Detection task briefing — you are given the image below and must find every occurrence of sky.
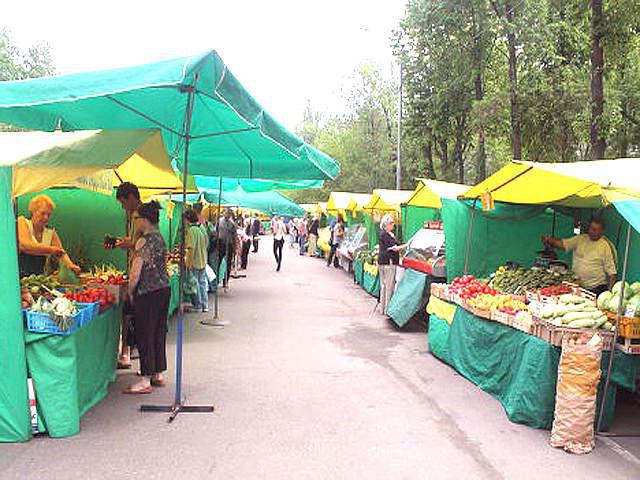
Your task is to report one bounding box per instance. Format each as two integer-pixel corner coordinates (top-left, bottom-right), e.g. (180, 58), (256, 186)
(3, 0), (406, 131)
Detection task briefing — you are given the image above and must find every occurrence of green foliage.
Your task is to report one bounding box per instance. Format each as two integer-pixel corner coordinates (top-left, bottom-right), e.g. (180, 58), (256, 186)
(0, 29), (55, 132)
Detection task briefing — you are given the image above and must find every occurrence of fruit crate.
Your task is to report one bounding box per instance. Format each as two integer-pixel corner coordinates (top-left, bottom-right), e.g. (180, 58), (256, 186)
(24, 309), (81, 335)
(468, 306), (491, 319)
(616, 337), (640, 355)
(430, 283), (447, 299)
(511, 314), (537, 334)
(76, 302), (100, 326)
(491, 310), (513, 327)
(538, 320), (613, 350)
(618, 317), (640, 339)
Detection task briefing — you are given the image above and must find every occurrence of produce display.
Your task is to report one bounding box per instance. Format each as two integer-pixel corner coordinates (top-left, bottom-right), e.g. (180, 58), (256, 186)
(539, 295), (612, 331)
(447, 275), (498, 299)
(89, 265), (127, 285)
(597, 281), (640, 317)
(20, 274), (61, 295)
(65, 287), (115, 309)
(29, 296), (79, 331)
(489, 266), (574, 295)
(467, 293), (528, 314)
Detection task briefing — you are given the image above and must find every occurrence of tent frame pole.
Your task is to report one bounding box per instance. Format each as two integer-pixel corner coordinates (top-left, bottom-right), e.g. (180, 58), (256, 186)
(596, 223), (632, 435)
(140, 77), (215, 420)
(463, 200), (478, 274)
(201, 177), (227, 326)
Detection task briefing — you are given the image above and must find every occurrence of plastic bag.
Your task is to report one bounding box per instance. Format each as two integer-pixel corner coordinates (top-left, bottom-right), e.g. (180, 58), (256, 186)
(58, 262), (80, 286)
(205, 264), (216, 283)
(550, 333), (603, 454)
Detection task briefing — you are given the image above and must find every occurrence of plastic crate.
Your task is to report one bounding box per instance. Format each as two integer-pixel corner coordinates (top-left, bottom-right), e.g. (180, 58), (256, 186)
(618, 317), (640, 339)
(25, 309), (81, 335)
(77, 302), (100, 326)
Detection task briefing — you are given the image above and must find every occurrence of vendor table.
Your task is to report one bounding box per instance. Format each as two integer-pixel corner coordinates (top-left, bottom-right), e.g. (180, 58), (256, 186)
(353, 257), (379, 297)
(427, 297), (640, 431)
(386, 269), (428, 327)
(24, 307), (121, 438)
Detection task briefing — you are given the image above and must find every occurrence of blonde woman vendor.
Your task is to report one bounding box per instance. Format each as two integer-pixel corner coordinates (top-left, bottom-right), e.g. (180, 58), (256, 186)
(377, 214), (406, 313)
(17, 194), (82, 276)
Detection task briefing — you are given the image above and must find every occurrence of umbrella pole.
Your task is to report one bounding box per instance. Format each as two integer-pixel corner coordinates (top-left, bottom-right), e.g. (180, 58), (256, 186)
(596, 223), (631, 435)
(201, 177), (228, 326)
(141, 79), (214, 420)
(168, 193), (172, 248)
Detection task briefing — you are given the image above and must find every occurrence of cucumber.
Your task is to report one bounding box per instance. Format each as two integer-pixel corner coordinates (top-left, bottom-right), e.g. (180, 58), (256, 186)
(567, 318), (596, 328)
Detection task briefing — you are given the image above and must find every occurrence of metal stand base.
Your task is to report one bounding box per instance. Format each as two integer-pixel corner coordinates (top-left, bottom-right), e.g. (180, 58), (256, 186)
(200, 319), (229, 327)
(140, 402), (214, 423)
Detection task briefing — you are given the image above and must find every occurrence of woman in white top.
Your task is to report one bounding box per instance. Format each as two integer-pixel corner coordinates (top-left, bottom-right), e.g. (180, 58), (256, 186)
(272, 216), (286, 271)
(17, 194), (82, 276)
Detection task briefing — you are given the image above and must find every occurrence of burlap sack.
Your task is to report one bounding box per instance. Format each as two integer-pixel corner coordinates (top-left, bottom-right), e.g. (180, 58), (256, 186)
(550, 333), (603, 454)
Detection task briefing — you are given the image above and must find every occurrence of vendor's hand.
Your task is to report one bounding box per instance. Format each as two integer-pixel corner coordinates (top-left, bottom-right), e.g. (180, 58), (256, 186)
(70, 264), (82, 274)
(541, 235), (551, 245)
(50, 246), (66, 257)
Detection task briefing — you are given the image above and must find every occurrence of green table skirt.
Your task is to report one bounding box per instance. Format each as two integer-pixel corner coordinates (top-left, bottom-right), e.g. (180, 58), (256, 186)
(168, 274), (180, 317)
(24, 307), (121, 438)
(386, 269), (427, 327)
(353, 258), (379, 297)
(428, 305), (640, 431)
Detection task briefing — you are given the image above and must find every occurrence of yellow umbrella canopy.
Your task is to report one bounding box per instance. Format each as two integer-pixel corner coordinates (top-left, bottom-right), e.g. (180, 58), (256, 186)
(0, 129), (183, 198)
(364, 189), (413, 213)
(406, 179), (469, 209)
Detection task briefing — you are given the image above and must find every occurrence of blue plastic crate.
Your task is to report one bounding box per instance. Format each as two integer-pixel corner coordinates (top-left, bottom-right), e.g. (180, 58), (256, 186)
(77, 302), (100, 326)
(24, 309), (81, 335)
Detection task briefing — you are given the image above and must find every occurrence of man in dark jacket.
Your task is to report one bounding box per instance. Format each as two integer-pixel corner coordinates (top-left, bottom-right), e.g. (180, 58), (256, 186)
(251, 216), (261, 252)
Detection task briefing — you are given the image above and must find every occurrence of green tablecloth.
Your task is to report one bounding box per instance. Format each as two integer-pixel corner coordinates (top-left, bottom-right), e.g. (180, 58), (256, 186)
(428, 305), (640, 431)
(386, 269), (427, 327)
(169, 273), (180, 317)
(353, 258), (380, 297)
(24, 307), (120, 438)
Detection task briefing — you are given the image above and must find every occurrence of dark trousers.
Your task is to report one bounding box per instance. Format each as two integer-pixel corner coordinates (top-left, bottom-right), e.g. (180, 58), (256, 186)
(217, 239), (234, 286)
(273, 238), (284, 270)
(134, 287), (171, 376)
(252, 235), (259, 252)
(241, 240), (251, 269)
(591, 284), (609, 296)
(327, 244), (340, 267)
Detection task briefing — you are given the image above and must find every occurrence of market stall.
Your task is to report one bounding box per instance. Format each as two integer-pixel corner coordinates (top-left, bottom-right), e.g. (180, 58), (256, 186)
(0, 50), (341, 439)
(0, 129), (182, 442)
(425, 159), (640, 433)
(386, 180), (468, 327)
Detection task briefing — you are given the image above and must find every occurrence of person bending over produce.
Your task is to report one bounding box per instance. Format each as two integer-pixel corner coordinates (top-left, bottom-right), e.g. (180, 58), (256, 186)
(17, 194), (81, 276)
(542, 218), (617, 295)
(125, 201), (170, 394)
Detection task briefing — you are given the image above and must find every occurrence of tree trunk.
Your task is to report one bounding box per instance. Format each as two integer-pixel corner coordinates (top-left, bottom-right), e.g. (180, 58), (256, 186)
(505, 1), (521, 160)
(438, 138), (449, 173)
(590, 0), (606, 159)
(423, 127), (436, 179)
(475, 73), (487, 180)
(454, 115), (467, 184)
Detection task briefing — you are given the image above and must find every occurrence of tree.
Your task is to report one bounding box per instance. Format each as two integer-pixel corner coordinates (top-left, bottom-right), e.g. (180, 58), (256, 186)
(590, 0), (606, 158)
(0, 29), (55, 131)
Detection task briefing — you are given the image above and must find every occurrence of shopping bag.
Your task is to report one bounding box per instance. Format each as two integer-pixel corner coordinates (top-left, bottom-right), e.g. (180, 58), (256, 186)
(205, 264), (216, 283)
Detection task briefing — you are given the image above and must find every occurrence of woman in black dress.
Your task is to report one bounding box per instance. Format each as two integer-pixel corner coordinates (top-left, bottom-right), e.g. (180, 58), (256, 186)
(124, 201), (171, 394)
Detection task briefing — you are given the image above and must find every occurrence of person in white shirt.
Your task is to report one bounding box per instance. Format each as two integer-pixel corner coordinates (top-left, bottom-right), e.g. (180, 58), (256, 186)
(542, 218), (617, 295)
(272, 216), (287, 271)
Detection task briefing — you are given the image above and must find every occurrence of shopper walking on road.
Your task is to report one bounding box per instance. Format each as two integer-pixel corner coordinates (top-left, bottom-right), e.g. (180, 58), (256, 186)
(297, 217), (308, 255)
(251, 215), (261, 252)
(124, 201), (170, 394)
(378, 214), (406, 313)
(308, 215), (319, 257)
(217, 208), (237, 290)
(326, 216), (345, 268)
(185, 209), (210, 312)
(272, 216), (286, 271)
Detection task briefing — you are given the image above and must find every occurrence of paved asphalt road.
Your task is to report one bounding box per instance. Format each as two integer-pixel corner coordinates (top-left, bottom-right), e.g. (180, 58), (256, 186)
(2, 237), (639, 479)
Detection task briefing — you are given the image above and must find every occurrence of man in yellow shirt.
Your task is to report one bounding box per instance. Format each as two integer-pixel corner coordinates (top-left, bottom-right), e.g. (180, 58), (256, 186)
(542, 218), (617, 295)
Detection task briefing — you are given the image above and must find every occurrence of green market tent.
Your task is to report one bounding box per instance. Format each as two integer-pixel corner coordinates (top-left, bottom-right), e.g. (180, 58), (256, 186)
(202, 188), (304, 217)
(402, 179), (469, 240)
(195, 176), (323, 193)
(0, 51), (339, 181)
(0, 51), (339, 437)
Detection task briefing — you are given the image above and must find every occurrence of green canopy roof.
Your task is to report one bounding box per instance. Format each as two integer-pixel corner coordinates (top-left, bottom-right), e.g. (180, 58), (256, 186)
(194, 176), (322, 193)
(0, 51), (340, 181)
(202, 188), (304, 217)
